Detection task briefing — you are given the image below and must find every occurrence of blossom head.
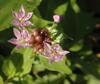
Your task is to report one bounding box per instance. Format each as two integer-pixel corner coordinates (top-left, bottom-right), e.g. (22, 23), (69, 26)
(8, 28), (31, 49)
(53, 15), (61, 23)
(11, 5), (33, 28)
(43, 42), (69, 64)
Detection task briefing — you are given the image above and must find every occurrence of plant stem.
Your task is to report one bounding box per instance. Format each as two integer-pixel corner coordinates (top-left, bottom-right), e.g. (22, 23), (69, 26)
(4, 77), (10, 84)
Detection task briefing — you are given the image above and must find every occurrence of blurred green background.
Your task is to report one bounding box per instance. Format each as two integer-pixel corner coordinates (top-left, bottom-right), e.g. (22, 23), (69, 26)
(1, 0), (100, 84)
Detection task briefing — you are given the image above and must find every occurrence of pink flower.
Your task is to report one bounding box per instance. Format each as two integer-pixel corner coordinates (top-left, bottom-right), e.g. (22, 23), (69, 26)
(53, 15), (61, 23)
(8, 28), (31, 49)
(43, 42), (69, 64)
(11, 5), (33, 28)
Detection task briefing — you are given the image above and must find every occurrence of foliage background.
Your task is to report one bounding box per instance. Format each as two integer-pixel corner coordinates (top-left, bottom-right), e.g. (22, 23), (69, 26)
(0, 0), (100, 84)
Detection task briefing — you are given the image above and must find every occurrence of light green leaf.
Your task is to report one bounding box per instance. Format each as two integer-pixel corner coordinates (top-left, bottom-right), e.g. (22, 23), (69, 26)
(21, 74), (35, 84)
(19, 59), (34, 76)
(2, 59), (16, 77)
(87, 78), (100, 84)
(39, 55), (72, 75)
(54, 2), (68, 15)
(11, 48), (34, 76)
(70, 0), (80, 13)
(69, 39), (83, 51)
(0, 76), (3, 84)
(33, 64), (45, 72)
(12, 74), (35, 84)
(2, 48), (34, 77)
(48, 73), (66, 84)
(11, 48), (33, 62)
(32, 15), (52, 28)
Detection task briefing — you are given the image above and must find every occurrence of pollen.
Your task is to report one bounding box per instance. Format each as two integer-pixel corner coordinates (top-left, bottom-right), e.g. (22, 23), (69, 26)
(20, 39), (25, 43)
(20, 19), (24, 23)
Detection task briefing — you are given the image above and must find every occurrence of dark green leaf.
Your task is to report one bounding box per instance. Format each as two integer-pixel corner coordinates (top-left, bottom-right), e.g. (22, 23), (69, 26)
(62, 3), (99, 48)
(75, 60), (100, 79)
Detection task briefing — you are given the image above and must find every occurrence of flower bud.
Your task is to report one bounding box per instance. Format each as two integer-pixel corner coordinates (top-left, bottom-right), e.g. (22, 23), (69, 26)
(41, 28), (49, 37)
(34, 44), (43, 52)
(35, 35), (43, 44)
(32, 28), (40, 36)
(29, 35), (36, 46)
(53, 15), (61, 23)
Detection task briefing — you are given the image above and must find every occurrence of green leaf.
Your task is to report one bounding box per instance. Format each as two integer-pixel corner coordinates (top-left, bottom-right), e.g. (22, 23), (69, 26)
(33, 64), (45, 72)
(2, 58), (16, 77)
(19, 59), (33, 76)
(11, 48), (33, 62)
(87, 78), (100, 84)
(32, 15), (52, 28)
(0, 76), (3, 84)
(21, 74), (35, 84)
(0, 0), (42, 31)
(11, 74), (35, 84)
(54, 2), (69, 15)
(69, 39), (83, 51)
(0, 28), (15, 52)
(70, 0), (80, 13)
(62, 3), (99, 48)
(11, 48), (34, 76)
(0, 55), (6, 80)
(39, 55), (72, 75)
(2, 48), (34, 77)
(75, 60), (100, 79)
(63, 4), (98, 40)
(48, 73), (66, 84)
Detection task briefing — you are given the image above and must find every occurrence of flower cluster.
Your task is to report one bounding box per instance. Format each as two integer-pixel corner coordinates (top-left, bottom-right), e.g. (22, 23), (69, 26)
(29, 28), (53, 53)
(8, 5), (69, 64)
